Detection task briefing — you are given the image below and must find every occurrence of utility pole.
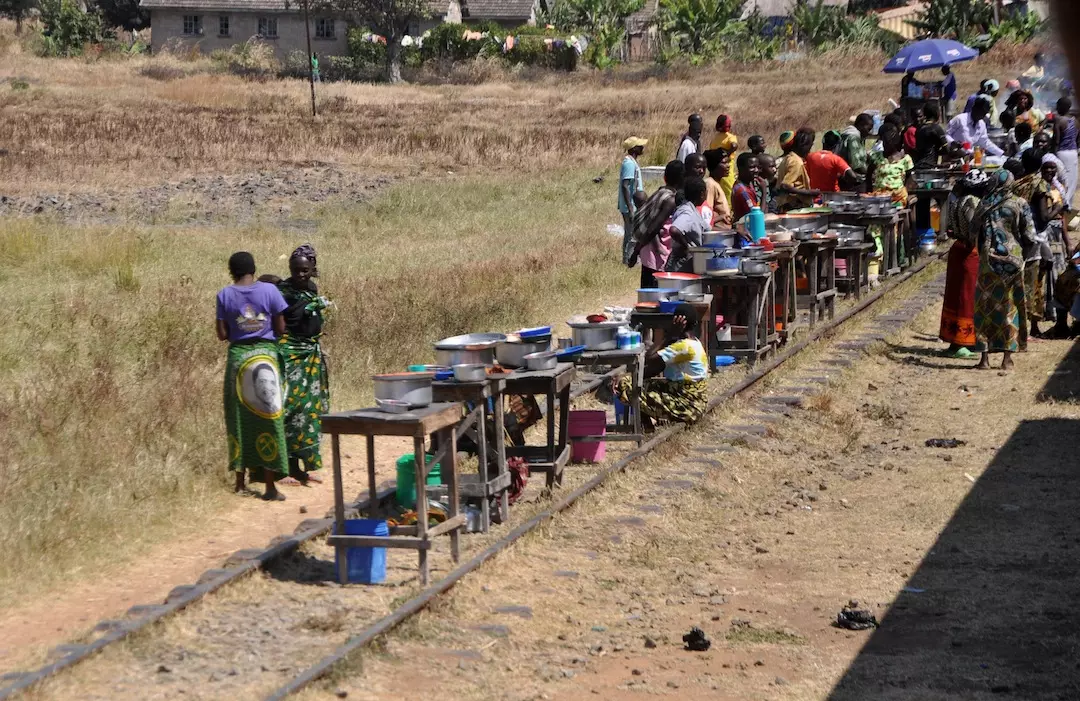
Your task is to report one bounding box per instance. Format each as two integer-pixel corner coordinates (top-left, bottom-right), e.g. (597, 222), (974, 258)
(302, 0), (317, 118)
(993, 0), (1001, 25)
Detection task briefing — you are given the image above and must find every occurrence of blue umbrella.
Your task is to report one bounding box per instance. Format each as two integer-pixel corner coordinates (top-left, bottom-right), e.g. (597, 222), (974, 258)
(883, 39), (979, 74)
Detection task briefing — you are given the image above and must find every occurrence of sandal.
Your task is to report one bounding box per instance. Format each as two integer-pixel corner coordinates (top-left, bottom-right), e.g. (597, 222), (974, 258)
(948, 347), (975, 359)
(304, 473), (324, 484)
(277, 476), (305, 487)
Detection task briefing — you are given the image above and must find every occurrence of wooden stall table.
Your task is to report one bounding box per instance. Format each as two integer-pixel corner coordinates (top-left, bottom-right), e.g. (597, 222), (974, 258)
(771, 242), (800, 342)
(630, 293), (714, 371)
(831, 210), (902, 277)
(504, 363), (575, 490)
(431, 376), (509, 533)
(322, 403), (465, 586)
(796, 238), (838, 327)
(575, 347), (647, 447)
(835, 241), (875, 300)
(701, 269), (777, 365)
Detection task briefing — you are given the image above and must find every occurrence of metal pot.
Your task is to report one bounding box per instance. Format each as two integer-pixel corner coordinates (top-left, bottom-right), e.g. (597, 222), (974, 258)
(689, 246), (723, 275)
(678, 291), (706, 303)
(832, 224), (866, 243)
(434, 332), (505, 367)
(654, 272), (703, 295)
(702, 230), (737, 248)
(495, 338), (551, 368)
(739, 259), (770, 276)
(523, 351), (558, 371)
(568, 321), (622, 350)
(373, 372), (434, 408)
(637, 288), (676, 303)
(452, 364), (487, 382)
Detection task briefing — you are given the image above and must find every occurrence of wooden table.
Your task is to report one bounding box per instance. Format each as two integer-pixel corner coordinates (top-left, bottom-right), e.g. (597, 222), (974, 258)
(630, 293), (714, 371)
(431, 377), (509, 533)
(835, 241), (876, 300)
(831, 211), (902, 277)
(772, 242), (800, 342)
(797, 238), (838, 327)
(575, 347), (647, 447)
(322, 403), (465, 586)
(504, 363), (575, 490)
(701, 270), (778, 365)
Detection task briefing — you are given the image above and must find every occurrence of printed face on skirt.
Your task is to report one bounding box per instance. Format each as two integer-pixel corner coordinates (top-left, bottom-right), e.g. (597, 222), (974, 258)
(239, 357), (284, 419)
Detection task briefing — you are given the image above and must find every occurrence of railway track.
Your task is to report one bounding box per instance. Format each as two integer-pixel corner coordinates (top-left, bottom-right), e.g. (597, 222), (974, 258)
(1, 256), (946, 701)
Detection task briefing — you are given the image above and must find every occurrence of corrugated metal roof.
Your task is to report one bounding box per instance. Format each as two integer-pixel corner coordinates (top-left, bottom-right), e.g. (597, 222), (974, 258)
(743, 0), (847, 16)
(141, 0), (297, 10)
(462, 0), (535, 20)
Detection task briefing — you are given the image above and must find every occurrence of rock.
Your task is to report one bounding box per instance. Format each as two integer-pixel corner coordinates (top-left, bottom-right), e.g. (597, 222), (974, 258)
(775, 676), (788, 686)
(632, 669), (644, 676)
(561, 669), (575, 679)
(755, 546), (770, 554)
(709, 596), (727, 606)
(335, 690), (348, 699)
(819, 482), (828, 490)
(667, 680), (680, 689)
(299, 506), (308, 514)
(644, 637), (657, 649)
(754, 660), (765, 667)
(157, 665), (171, 674)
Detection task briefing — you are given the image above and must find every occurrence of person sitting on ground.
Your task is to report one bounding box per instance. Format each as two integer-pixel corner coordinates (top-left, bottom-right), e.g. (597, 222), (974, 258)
(618, 137), (647, 265)
(731, 152), (762, 229)
(708, 114), (739, 202)
(756, 153), (778, 213)
(839, 113), (874, 183)
(664, 176), (709, 273)
(947, 96), (1004, 157)
(677, 113), (703, 162)
(703, 148), (733, 229)
(631, 160), (685, 288)
(747, 135), (766, 155)
(217, 251), (290, 501)
(614, 303), (709, 428)
(776, 127), (821, 212)
(806, 130), (859, 193)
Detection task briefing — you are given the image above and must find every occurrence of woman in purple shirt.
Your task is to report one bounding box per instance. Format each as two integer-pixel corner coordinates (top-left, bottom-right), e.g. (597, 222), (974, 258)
(216, 251), (290, 501)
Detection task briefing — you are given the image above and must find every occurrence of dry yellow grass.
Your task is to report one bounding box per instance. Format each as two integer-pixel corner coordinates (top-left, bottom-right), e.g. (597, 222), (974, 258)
(0, 20), (1036, 613)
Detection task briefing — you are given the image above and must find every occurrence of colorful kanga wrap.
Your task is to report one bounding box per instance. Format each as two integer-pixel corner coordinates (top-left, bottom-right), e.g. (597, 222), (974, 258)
(616, 375), (708, 426)
(224, 342), (289, 480)
(939, 193), (982, 347)
(277, 285), (330, 471)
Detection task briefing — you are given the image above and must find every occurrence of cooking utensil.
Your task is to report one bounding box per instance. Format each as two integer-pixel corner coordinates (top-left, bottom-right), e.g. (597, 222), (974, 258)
(658, 300), (681, 313)
(568, 320), (623, 350)
(654, 272), (704, 294)
(434, 332), (505, 367)
(523, 351), (558, 371)
(702, 230), (737, 248)
(768, 231), (794, 243)
(373, 372), (434, 408)
(739, 259), (770, 276)
(375, 398), (411, 414)
(555, 344), (587, 361)
(517, 326), (552, 339)
(637, 288), (676, 303)
(678, 291), (705, 303)
(452, 364), (487, 382)
(706, 255), (740, 272)
(495, 337), (551, 368)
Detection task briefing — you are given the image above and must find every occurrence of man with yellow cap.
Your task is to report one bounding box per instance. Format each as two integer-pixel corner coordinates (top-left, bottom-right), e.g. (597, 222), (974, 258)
(620, 137), (648, 265)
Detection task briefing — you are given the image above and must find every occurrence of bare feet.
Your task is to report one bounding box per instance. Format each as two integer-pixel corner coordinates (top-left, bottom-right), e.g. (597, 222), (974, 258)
(262, 489), (286, 501)
(975, 353), (991, 370)
(305, 472), (324, 484)
(1001, 353), (1015, 371)
(234, 472), (246, 493)
(277, 476), (305, 487)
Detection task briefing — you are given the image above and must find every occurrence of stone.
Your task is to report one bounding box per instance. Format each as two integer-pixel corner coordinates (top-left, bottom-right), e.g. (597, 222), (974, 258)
(644, 637), (657, 649)
(336, 690), (348, 698)
(775, 676), (788, 686)
(157, 664), (172, 673)
(632, 669), (644, 676)
(494, 605), (533, 619)
(667, 680), (680, 689)
(755, 546), (770, 554)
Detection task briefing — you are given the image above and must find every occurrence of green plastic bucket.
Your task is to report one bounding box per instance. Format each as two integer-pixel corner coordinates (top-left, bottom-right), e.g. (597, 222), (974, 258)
(395, 453), (441, 509)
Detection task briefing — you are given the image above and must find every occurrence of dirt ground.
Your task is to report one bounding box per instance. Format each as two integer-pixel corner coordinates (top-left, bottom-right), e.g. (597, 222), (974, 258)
(285, 288), (1080, 701)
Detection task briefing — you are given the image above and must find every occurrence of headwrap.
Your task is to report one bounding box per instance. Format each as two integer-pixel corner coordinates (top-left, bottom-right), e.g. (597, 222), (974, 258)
(779, 131), (795, 149)
(963, 168), (989, 189)
(985, 79), (1000, 93)
(715, 114), (732, 132)
(290, 243), (318, 277)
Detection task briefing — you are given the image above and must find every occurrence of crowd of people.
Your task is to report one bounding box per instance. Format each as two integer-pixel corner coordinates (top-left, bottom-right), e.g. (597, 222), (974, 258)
(616, 71), (1079, 381)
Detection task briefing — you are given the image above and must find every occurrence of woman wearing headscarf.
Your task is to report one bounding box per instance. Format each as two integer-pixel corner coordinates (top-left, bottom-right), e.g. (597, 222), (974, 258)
(217, 251), (290, 500)
(261, 244), (332, 486)
(939, 169), (990, 358)
(1029, 158), (1067, 335)
(708, 114), (738, 203)
(973, 169), (1038, 371)
(1014, 150), (1051, 343)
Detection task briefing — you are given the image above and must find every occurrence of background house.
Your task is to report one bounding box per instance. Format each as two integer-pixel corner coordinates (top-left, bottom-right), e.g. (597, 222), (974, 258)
(460, 0), (542, 28)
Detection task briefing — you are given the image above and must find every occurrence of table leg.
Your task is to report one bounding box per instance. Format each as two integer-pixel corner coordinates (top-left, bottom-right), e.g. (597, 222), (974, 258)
(546, 386), (556, 490)
(826, 249), (836, 320)
(632, 355), (644, 445)
(414, 436), (429, 586)
(493, 389), (509, 523)
(557, 384), (570, 483)
(706, 305), (717, 372)
(808, 250), (819, 326)
(476, 401), (490, 532)
(365, 434), (376, 508)
(333, 433), (347, 585)
(445, 427), (460, 563)
(748, 284), (760, 363)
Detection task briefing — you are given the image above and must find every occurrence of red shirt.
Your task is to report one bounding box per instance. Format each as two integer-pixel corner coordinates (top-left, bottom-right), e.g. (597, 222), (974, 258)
(805, 151), (851, 193)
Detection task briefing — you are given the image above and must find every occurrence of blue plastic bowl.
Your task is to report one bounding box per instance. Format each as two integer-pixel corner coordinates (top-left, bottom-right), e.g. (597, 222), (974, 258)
(658, 300), (681, 313)
(434, 370), (455, 381)
(715, 355), (737, 367)
(518, 326), (552, 339)
(556, 345), (587, 360)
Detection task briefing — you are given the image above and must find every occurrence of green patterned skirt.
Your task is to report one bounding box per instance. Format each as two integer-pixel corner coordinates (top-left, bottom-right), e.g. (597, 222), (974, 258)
(617, 376), (709, 425)
(224, 342), (289, 480)
(279, 334), (329, 471)
(974, 259), (1024, 354)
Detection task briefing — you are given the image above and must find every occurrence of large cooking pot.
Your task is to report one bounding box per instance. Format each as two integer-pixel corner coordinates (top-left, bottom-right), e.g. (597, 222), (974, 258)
(702, 230), (738, 248)
(637, 287), (677, 303)
(434, 332), (505, 367)
(373, 372), (434, 408)
(568, 320), (622, 350)
(653, 272), (703, 295)
(496, 337), (551, 368)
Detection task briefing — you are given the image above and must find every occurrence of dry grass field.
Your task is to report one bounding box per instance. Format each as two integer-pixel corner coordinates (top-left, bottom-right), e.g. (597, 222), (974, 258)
(0, 23), (1037, 615)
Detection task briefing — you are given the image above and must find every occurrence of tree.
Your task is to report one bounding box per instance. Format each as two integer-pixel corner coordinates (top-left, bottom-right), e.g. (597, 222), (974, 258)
(0, 0), (37, 34)
(908, 0), (994, 42)
(328, 0), (430, 82)
(791, 0), (847, 46)
(92, 0), (149, 30)
(655, 0), (744, 60)
(543, 0), (643, 68)
(38, 0), (105, 55)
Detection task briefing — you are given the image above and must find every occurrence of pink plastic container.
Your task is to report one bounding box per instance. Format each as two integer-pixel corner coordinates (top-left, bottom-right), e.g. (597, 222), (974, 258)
(569, 409), (607, 463)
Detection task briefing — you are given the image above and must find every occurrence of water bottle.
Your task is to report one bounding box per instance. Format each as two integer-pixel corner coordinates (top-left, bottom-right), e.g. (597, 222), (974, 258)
(746, 206), (766, 243)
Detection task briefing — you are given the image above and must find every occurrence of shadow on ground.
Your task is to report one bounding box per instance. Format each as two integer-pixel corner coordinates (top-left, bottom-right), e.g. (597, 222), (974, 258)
(829, 339), (1080, 700)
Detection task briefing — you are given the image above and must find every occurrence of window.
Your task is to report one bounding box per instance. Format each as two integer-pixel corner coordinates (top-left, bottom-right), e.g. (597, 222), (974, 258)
(257, 16), (278, 38)
(218, 15), (229, 37)
(315, 18), (335, 39)
(182, 15), (202, 36)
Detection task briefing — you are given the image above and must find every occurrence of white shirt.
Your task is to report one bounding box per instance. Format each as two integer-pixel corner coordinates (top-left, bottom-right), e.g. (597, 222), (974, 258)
(676, 136), (699, 163)
(946, 113), (1004, 156)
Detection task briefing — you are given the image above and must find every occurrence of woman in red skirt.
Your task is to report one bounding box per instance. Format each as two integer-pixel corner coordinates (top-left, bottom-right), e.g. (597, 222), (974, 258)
(940, 170), (990, 358)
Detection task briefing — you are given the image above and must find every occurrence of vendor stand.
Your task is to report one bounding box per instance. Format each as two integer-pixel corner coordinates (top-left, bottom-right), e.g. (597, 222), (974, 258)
(797, 238), (838, 326)
(835, 241), (875, 300)
(772, 242), (800, 342)
(574, 347), (647, 448)
(504, 363), (575, 490)
(431, 376), (510, 533)
(629, 294), (715, 371)
(702, 267), (778, 365)
(323, 403), (465, 586)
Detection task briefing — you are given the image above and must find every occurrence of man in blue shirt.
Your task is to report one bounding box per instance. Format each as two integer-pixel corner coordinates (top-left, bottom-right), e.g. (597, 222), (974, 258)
(619, 136), (647, 265)
(942, 65), (958, 119)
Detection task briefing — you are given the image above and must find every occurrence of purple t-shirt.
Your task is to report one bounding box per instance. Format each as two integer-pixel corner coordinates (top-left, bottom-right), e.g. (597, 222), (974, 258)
(216, 281), (287, 343)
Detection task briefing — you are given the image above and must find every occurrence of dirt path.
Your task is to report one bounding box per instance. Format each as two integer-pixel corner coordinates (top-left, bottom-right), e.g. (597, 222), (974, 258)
(295, 294), (1080, 701)
(0, 436), (410, 675)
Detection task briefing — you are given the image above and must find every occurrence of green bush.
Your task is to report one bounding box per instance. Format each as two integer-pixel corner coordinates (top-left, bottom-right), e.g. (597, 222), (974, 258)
(36, 0), (105, 56)
(210, 38), (280, 79)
